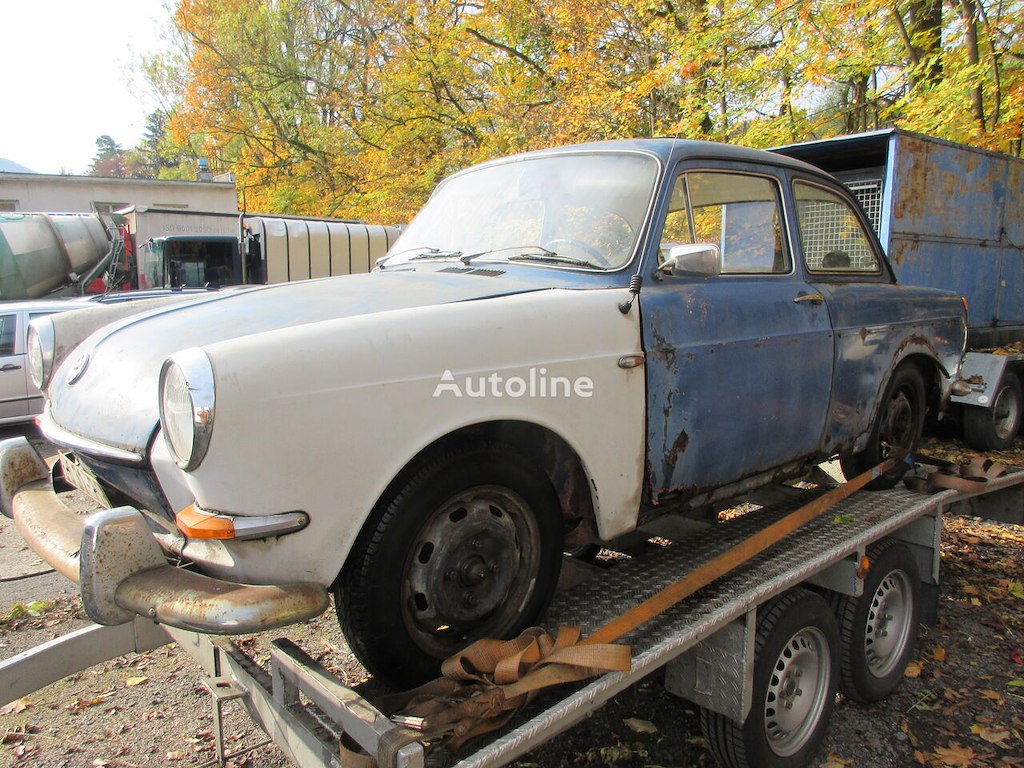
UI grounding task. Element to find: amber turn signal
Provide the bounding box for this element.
[176,504,236,540]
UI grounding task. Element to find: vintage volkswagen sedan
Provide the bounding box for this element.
[0,139,966,688]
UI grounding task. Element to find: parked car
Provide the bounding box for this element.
[0,139,967,689]
[0,290,226,426]
[0,299,91,425]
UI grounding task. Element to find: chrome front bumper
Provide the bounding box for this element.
[0,437,329,634]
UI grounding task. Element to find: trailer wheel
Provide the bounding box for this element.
[840,365,925,490]
[829,540,921,703]
[963,373,1022,451]
[701,589,839,768]
[335,441,562,689]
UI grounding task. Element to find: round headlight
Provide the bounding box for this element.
[159,349,215,471]
[26,318,55,390]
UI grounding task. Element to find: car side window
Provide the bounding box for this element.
[0,315,15,356]
[795,181,880,274]
[659,171,788,274]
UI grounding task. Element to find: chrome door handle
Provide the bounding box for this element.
[793,293,824,306]
[0,364,21,372]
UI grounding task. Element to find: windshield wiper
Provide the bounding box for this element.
[461,245,605,270]
[407,248,464,261]
[378,247,464,268]
[505,251,603,269]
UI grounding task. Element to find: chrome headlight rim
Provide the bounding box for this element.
[159,348,216,472]
[27,317,55,391]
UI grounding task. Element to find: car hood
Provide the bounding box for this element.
[46,269,554,460]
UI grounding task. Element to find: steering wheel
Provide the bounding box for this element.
[543,238,609,266]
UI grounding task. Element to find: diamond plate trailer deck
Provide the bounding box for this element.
[2,472,1021,768]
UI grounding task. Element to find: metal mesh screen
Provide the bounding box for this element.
[797,200,876,270]
[846,178,884,235]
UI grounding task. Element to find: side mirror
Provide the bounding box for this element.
[658,243,722,277]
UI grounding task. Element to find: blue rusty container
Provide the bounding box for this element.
[774,129,1024,348]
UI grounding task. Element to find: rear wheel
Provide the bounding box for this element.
[829,540,921,702]
[841,365,925,490]
[335,442,563,689]
[701,589,839,768]
[963,373,1022,451]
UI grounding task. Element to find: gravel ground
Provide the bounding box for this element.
[0,426,1022,768]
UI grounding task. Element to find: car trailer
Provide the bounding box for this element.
[2,466,1023,768]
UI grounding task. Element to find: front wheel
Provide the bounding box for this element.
[335,442,563,689]
[841,365,926,490]
[701,589,839,768]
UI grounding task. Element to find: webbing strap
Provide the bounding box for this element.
[904,456,1007,494]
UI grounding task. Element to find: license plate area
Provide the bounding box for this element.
[59,452,112,509]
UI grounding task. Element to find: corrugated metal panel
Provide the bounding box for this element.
[247,217,400,284]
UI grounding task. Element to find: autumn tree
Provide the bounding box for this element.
[152,0,1024,220]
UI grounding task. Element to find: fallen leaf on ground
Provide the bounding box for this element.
[73,696,109,710]
[905,661,923,678]
[971,724,1011,746]
[124,676,147,687]
[0,698,29,715]
[819,754,853,768]
[933,646,947,662]
[623,718,657,734]
[934,743,976,767]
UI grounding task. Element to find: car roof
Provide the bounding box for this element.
[460,137,828,179]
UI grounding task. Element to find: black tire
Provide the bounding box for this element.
[335,441,563,689]
[963,373,1022,451]
[840,365,926,490]
[828,540,921,703]
[701,589,839,768]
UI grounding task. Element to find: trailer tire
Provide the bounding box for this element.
[335,441,562,689]
[840,365,925,490]
[963,373,1022,451]
[829,540,921,703]
[701,588,839,768]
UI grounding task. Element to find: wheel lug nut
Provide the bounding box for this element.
[446,570,458,581]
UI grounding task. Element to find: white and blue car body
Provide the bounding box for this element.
[0,139,966,687]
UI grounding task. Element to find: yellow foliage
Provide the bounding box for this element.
[157,0,1024,221]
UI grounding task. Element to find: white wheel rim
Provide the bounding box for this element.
[865,568,914,677]
[763,626,832,757]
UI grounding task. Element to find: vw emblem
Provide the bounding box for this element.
[66,352,90,385]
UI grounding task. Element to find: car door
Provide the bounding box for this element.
[640,167,835,505]
[790,177,933,453]
[0,311,28,422]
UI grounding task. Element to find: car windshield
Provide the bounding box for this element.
[384,152,659,271]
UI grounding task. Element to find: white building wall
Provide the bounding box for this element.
[0,172,238,215]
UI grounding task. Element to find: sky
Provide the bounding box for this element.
[0,0,174,175]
